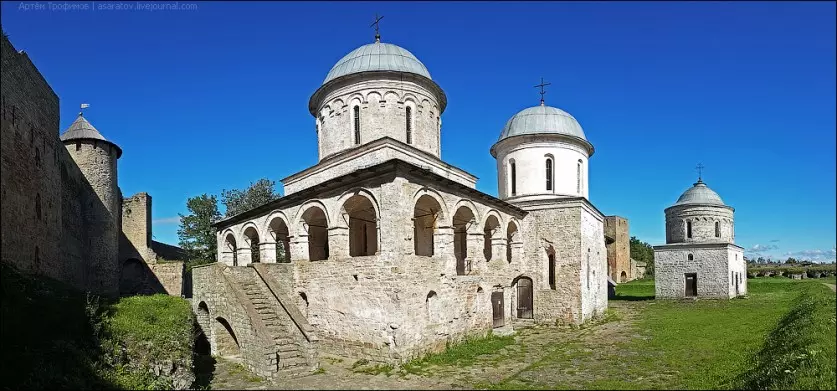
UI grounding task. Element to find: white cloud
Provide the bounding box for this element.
[152,216,181,225]
[783,247,837,262]
[748,244,779,252]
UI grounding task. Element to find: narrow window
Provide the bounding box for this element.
[406,106,413,144]
[548,254,555,289]
[577,160,582,194]
[586,249,591,289]
[715,221,720,238]
[35,148,41,167]
[546,158,553,191]
[353,106,361,145]
[510,161,517,196]
[688,253,694,261]
[76,142,81,151]
[35,193,42,220]
[686,221,692,238]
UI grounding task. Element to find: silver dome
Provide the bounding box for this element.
[674,179,726,206]
[499,104,587,141]
[323,41,431,85]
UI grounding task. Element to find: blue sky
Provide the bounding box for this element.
[3,1,835,262]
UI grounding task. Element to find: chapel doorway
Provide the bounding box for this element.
[491,291,504,328]
[516,277,533,319]
[685,273,698,297]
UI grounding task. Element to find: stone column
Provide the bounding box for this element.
[237,247,252,266]
[510,241,524,264]
[291,234,310,261]
[220,250,236,266]
[435,226,455,274]
[328,226,349,259]
[492,237,507,264]
[260,242,277,264]
[466,231,483,273]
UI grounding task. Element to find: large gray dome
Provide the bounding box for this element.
[674,179,726,206]
[499,104,587,141]
[323,41,431,85]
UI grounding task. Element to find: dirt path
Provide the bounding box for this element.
[823,283,836,292]
[208,301,654,390]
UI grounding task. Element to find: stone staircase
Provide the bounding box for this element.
[240,278,312,377]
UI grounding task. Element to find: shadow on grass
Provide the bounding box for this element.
[611,294,655,301]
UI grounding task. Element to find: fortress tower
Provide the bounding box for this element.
[60,112,122,295]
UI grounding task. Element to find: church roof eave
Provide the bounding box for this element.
[490,133,595,158]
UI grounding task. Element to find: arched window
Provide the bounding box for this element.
[510,160,517,196]
[686,221,693,239]
[405,106,413,144]
[35,193,42,220]
[688,253,694,261]
[545,158,553,191]
[353,106,361,145]
[577,160,583,194]
[715,221,720,238]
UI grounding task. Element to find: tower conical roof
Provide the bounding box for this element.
[60,113,122,157]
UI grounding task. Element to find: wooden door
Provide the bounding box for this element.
[516,278,533,319]
[491,291,504,328]
[685,273,697,297]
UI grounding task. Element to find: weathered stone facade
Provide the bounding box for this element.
[604,216,632,282]
[192,35,609,376]
[654,179,746,299]
[1,34,183,297]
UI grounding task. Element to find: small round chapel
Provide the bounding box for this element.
[653,177,746,299]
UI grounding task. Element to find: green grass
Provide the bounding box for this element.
[478,278,836,390]
[0,263,195,390]
[105,294,194,363]
[401,333,515,375]
[733,283,836,390]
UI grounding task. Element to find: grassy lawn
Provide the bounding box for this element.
[476,277,835,390]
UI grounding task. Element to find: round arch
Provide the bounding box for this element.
[332,188,381,228]
[411,187,449,222]
[294,200,331,236]
[480,209,505,231]
[450,198,480,230]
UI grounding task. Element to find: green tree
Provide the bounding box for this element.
[221,178,281,217]
[629,236,655,276]
[177,194,221,267]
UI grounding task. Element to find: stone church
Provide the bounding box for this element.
[192,32,609,377]
[1,33,185,297]
[653,177,747,299]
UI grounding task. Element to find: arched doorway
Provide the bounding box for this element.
[301,206,329,261]
[483,215,500,261]
[514,277,533,319]
[243,226,260,263]
[620,271,627,283]
[213,317,241,359]
[506,221,518,263]
[224,233,238,266]
[453,206,475,275]
[269,217,291,263]
[414,195,442,257]
[195,302,211,356]
[342,194,378,257]
[119,258,146,296]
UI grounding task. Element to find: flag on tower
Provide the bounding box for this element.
[80,103,90,109]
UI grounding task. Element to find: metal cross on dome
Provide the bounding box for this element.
[371,13,384,42]
[534,77,551,105]
[695,163,705,181]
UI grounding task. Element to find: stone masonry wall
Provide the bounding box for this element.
[654,244,736,299]
[604,216,631,282]
[282,140,476,195]
[665,204,734,244]
[312,75,443,160]
[207,169,607,366]
[0,33,77,287]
